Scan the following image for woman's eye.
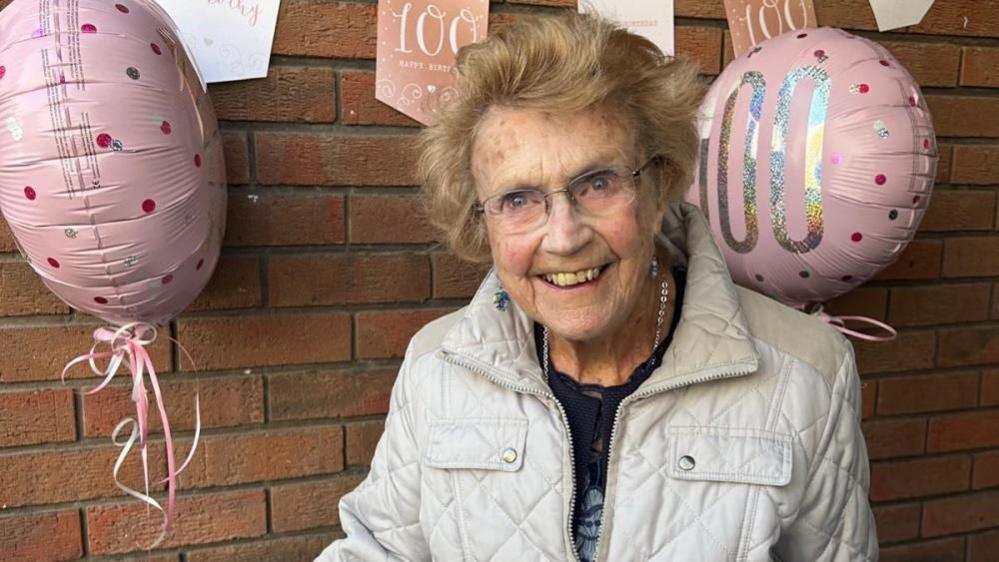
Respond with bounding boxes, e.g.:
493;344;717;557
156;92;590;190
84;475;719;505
502;192;531;210
588;173;615;191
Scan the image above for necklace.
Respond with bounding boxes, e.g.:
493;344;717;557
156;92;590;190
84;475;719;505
542;277;670;379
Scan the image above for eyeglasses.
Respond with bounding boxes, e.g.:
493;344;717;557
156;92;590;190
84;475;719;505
475;155;662;235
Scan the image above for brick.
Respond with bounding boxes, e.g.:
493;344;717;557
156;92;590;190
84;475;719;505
0;510;82;561
935;144;953;184
82;376;264;438
341;71;420;127
210;66;336;123
675;26;722;75
927;409;999;452
176;426;343;489
823;287;887;321
943;237;999;278
675;0;725;19
919;191;995;232
984;370;999;406
186;254;262;311
994;286;999;321
270;475;364;532
350;193;437;244
881;41;960;88
269;253;430;306
222;131;250;185
0;219;15;253
432;253;492;299
187;533;339;562
880;537;965;562
968;528;999;562
926;95;999;138
873;503;921;543
888;284;991;327
861;380;875;419
938;326;999;368
177;313;350;370
347;420;386;466
862;418;926;460
0;444;165;507
853;330;935;375
270;368;396;421
356;308;454;359
922;490;999;537
87;490;266;555
877;372;980;415
870;455;971;501
273;0;376;59
0;389;75;447
961;46;999;88
0;323;171;383
225;191;345;246
873;239;941;281
973;450;999;489
951;145;999;185
0;261;70;316
256;133;419;186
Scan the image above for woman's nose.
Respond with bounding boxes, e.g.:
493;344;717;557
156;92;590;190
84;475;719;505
541;194;591;254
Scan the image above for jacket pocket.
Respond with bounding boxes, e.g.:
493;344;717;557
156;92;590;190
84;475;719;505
665;427;792;486
424;418;528;472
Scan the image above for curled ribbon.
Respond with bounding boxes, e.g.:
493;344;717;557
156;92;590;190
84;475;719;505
62;322;201;550
808;305;898;342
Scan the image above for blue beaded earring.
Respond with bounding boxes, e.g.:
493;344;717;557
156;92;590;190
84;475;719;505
650;255;660;278
493;285;510;311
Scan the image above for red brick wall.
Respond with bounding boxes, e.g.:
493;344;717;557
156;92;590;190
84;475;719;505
1;0;997;560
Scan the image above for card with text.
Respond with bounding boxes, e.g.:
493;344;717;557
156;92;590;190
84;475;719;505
580;0;674;56
724;0;816;57
154;0;281;83
376;0;489;126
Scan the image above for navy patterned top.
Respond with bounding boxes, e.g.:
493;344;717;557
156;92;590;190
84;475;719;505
535;268;685;562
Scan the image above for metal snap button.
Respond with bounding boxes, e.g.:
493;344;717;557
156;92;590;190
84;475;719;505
502;448;518;463
678;455;696;471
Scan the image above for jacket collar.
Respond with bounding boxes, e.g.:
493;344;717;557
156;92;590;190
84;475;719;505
440;202;759;396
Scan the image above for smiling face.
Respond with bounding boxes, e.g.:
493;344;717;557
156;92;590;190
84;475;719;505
471;105;663;343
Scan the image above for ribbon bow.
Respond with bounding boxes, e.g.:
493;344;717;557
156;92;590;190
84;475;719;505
62;322;200;550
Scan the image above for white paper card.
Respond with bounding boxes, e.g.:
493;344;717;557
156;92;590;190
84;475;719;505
868;0;935;32
579;0;675;56
153;0;282;83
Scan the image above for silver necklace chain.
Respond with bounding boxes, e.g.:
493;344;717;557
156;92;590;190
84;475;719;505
542;278;669;379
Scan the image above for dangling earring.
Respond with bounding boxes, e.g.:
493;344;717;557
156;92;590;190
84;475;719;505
493;285;510;311
650;255;660;278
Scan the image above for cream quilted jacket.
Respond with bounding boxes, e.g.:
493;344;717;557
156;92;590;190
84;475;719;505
316;203;878;562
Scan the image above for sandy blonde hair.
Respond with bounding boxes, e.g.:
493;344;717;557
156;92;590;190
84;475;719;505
418;11;705;263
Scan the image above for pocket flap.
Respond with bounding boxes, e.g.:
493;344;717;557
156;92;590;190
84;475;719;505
424;418;528;472
665;427;792;486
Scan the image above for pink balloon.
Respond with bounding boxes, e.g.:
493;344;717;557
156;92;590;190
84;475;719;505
686;27;936;308
0;0;226;327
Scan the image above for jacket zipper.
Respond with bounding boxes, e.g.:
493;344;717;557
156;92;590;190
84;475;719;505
440;350;582;562
591;364;756;562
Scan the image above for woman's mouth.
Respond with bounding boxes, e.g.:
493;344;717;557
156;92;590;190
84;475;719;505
540;265;608;288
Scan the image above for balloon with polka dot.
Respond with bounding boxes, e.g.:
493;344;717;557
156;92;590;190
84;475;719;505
686;27;936;309
0;0;226;327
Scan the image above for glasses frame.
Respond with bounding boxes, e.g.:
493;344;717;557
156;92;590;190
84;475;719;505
473;154;664;228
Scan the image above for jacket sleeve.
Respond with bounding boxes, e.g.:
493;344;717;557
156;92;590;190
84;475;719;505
315;345;430;562
776;345;879;562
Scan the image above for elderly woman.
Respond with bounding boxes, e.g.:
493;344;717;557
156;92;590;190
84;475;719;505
317;11;876;562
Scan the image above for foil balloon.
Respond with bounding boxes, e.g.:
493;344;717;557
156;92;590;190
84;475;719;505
0;0;225;548
687;27;936;311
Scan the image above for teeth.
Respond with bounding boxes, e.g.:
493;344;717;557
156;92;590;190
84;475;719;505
544;267;602;287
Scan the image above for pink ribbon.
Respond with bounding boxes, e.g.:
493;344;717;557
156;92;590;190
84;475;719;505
808;305;898;342
62;322;200;550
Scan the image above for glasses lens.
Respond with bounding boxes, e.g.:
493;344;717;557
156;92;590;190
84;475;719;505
571;168;637;215
486;190;547;233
